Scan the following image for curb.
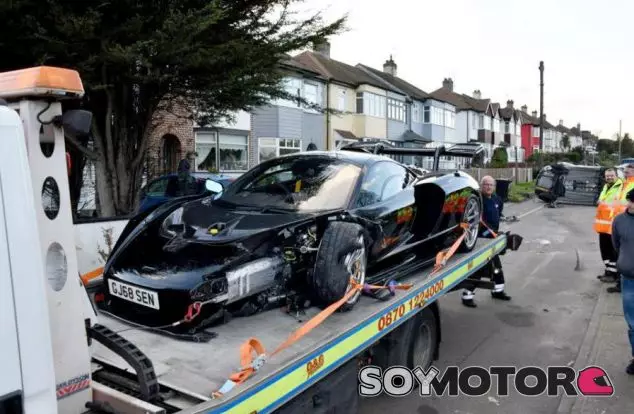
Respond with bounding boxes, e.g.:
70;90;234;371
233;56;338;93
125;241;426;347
555;278;608;414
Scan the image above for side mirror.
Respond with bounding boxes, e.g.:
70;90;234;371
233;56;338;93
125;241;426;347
205;179;223;195
56;109;93;139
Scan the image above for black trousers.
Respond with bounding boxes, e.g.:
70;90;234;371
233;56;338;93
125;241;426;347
462;255;506;299
599;233;618;277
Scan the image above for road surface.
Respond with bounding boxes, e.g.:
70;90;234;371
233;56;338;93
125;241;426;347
359;199;618;414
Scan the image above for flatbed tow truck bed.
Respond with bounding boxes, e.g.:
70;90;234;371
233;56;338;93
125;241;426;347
91;236;507;414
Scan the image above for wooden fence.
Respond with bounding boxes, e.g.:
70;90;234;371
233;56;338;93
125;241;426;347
458;168;533;183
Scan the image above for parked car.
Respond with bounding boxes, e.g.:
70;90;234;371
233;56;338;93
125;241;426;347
137;172;240;214
98;143;484;337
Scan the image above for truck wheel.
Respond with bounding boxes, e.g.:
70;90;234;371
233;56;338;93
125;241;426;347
312;221;367;311
372;307;438;370
458;194;481;253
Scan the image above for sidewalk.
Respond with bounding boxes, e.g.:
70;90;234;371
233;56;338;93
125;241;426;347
557;277;634;413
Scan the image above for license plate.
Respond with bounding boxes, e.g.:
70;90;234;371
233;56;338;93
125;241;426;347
108;280;160;310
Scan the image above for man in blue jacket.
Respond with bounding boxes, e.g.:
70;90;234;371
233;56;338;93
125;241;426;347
462;176;512;307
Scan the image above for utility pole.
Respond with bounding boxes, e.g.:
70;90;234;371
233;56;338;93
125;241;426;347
539;61;544;153
619;119;622;163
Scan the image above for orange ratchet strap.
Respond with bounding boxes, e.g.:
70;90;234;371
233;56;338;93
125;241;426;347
430;222;470;276
212;278;412;399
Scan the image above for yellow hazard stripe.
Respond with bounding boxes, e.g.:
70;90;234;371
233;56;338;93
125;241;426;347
212;237;507;414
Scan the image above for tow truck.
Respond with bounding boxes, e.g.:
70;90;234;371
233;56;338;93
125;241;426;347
0;66;508;414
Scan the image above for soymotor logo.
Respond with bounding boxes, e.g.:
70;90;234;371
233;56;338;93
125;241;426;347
359;365;614;398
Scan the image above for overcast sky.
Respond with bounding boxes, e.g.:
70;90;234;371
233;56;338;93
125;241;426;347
295;0;632;139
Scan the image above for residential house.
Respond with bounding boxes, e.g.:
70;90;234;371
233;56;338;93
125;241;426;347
519;105;541;158
249;53;329;166
293;44;406;150
568;124;583;149
554;120;573;152
498;100;525;162
430;81;500;162
357;57;458;146
541;114;558;153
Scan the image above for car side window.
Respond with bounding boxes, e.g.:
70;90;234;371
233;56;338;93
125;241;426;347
356;161;409;207
145;178;168;196
165;177;180;197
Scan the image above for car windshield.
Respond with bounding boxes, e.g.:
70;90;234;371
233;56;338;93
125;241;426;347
218;156;362;211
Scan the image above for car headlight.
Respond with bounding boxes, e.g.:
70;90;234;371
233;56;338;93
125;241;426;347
160;207;185;238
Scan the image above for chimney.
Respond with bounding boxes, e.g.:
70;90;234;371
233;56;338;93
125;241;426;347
521;105;528;112
559;119;564;126
383;55;397;76
442;78;454;92
473;90;482;99
532;110;538;118
313;39;331;57
506;100;514;109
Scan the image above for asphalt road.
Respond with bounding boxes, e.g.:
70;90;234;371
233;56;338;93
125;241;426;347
359;199;605;414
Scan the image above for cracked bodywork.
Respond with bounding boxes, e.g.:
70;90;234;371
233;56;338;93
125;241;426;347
98;149;482;336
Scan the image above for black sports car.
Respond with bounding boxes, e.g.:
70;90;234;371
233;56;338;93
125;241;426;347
98;143;484;336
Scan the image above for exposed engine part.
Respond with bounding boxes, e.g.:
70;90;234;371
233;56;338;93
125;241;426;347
224;257;284;304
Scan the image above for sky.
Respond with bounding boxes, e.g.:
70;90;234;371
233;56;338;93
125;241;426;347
293;0;633;139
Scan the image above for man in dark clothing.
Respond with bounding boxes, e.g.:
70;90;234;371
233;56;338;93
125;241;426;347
462;176;512;308
176;151;198;196
611;188;634;374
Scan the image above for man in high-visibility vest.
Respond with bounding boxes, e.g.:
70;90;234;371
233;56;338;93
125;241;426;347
595;168;623;283
606;164;634;293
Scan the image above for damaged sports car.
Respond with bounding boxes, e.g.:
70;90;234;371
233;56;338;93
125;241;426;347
98;142;484;336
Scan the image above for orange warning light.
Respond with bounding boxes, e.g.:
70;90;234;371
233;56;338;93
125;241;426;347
0;66;84;99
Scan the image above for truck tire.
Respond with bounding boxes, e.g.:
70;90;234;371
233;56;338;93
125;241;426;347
312;221;367;311
372;307;438;370
458;193;481;253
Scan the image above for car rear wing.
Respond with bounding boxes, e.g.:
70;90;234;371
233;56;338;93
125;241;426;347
339;141;485;171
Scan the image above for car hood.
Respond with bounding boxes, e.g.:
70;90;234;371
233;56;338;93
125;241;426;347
171;199;341;245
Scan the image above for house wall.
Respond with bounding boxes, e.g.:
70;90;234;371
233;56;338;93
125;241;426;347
328;83;357;148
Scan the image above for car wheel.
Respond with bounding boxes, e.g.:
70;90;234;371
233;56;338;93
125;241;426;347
312;222;367;311
458;193;481;253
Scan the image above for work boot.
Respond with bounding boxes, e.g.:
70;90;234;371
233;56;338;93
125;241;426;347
599;275;617;283
491;291;512;301
607;284;621;293
462;298;477;308
626;360;634;375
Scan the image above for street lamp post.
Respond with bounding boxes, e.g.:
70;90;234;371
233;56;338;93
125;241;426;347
539;61;544;153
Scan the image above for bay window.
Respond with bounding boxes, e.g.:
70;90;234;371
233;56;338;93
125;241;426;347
195;132;249;172
412;103;421;123
444;110;455;129
356;92;386;118
387;99;405;121
504;121;510;134
478;114;484;129
303;82;319;108
532;126;540;137
276;77;302;108
431;107;444;125
493;119;500;133
258;138;302;163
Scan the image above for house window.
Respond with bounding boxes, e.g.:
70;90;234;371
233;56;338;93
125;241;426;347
532;126;540;137
337;88;346;111
444;110;455;129
478;114;484;129
219;135;248;171
423;106;430;123
504;121;510;133
493;119;500;133
277;77;302;108
195;132;218;171
387;98;405;121
258;138;302;163
412;103;421;123
357;92;386;118
484;116;491;130
196;132;249;172
303;82;320;109
431;107;444;125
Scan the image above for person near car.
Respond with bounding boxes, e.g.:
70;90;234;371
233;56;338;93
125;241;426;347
461;176;512;308
594;168;623;284
176;151;198;196
606;164;634;293
610;188;634;374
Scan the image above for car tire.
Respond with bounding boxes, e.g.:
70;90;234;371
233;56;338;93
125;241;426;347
458;193;481;253
312;221;367;311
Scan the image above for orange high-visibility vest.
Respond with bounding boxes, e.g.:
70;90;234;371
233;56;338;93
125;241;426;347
594;179;623;234
611;177;634;219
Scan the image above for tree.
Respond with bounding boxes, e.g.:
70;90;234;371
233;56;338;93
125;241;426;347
561;134;570;150
596;139;616;154
621;133;633;158
490;147;508;168
0;0;346;216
